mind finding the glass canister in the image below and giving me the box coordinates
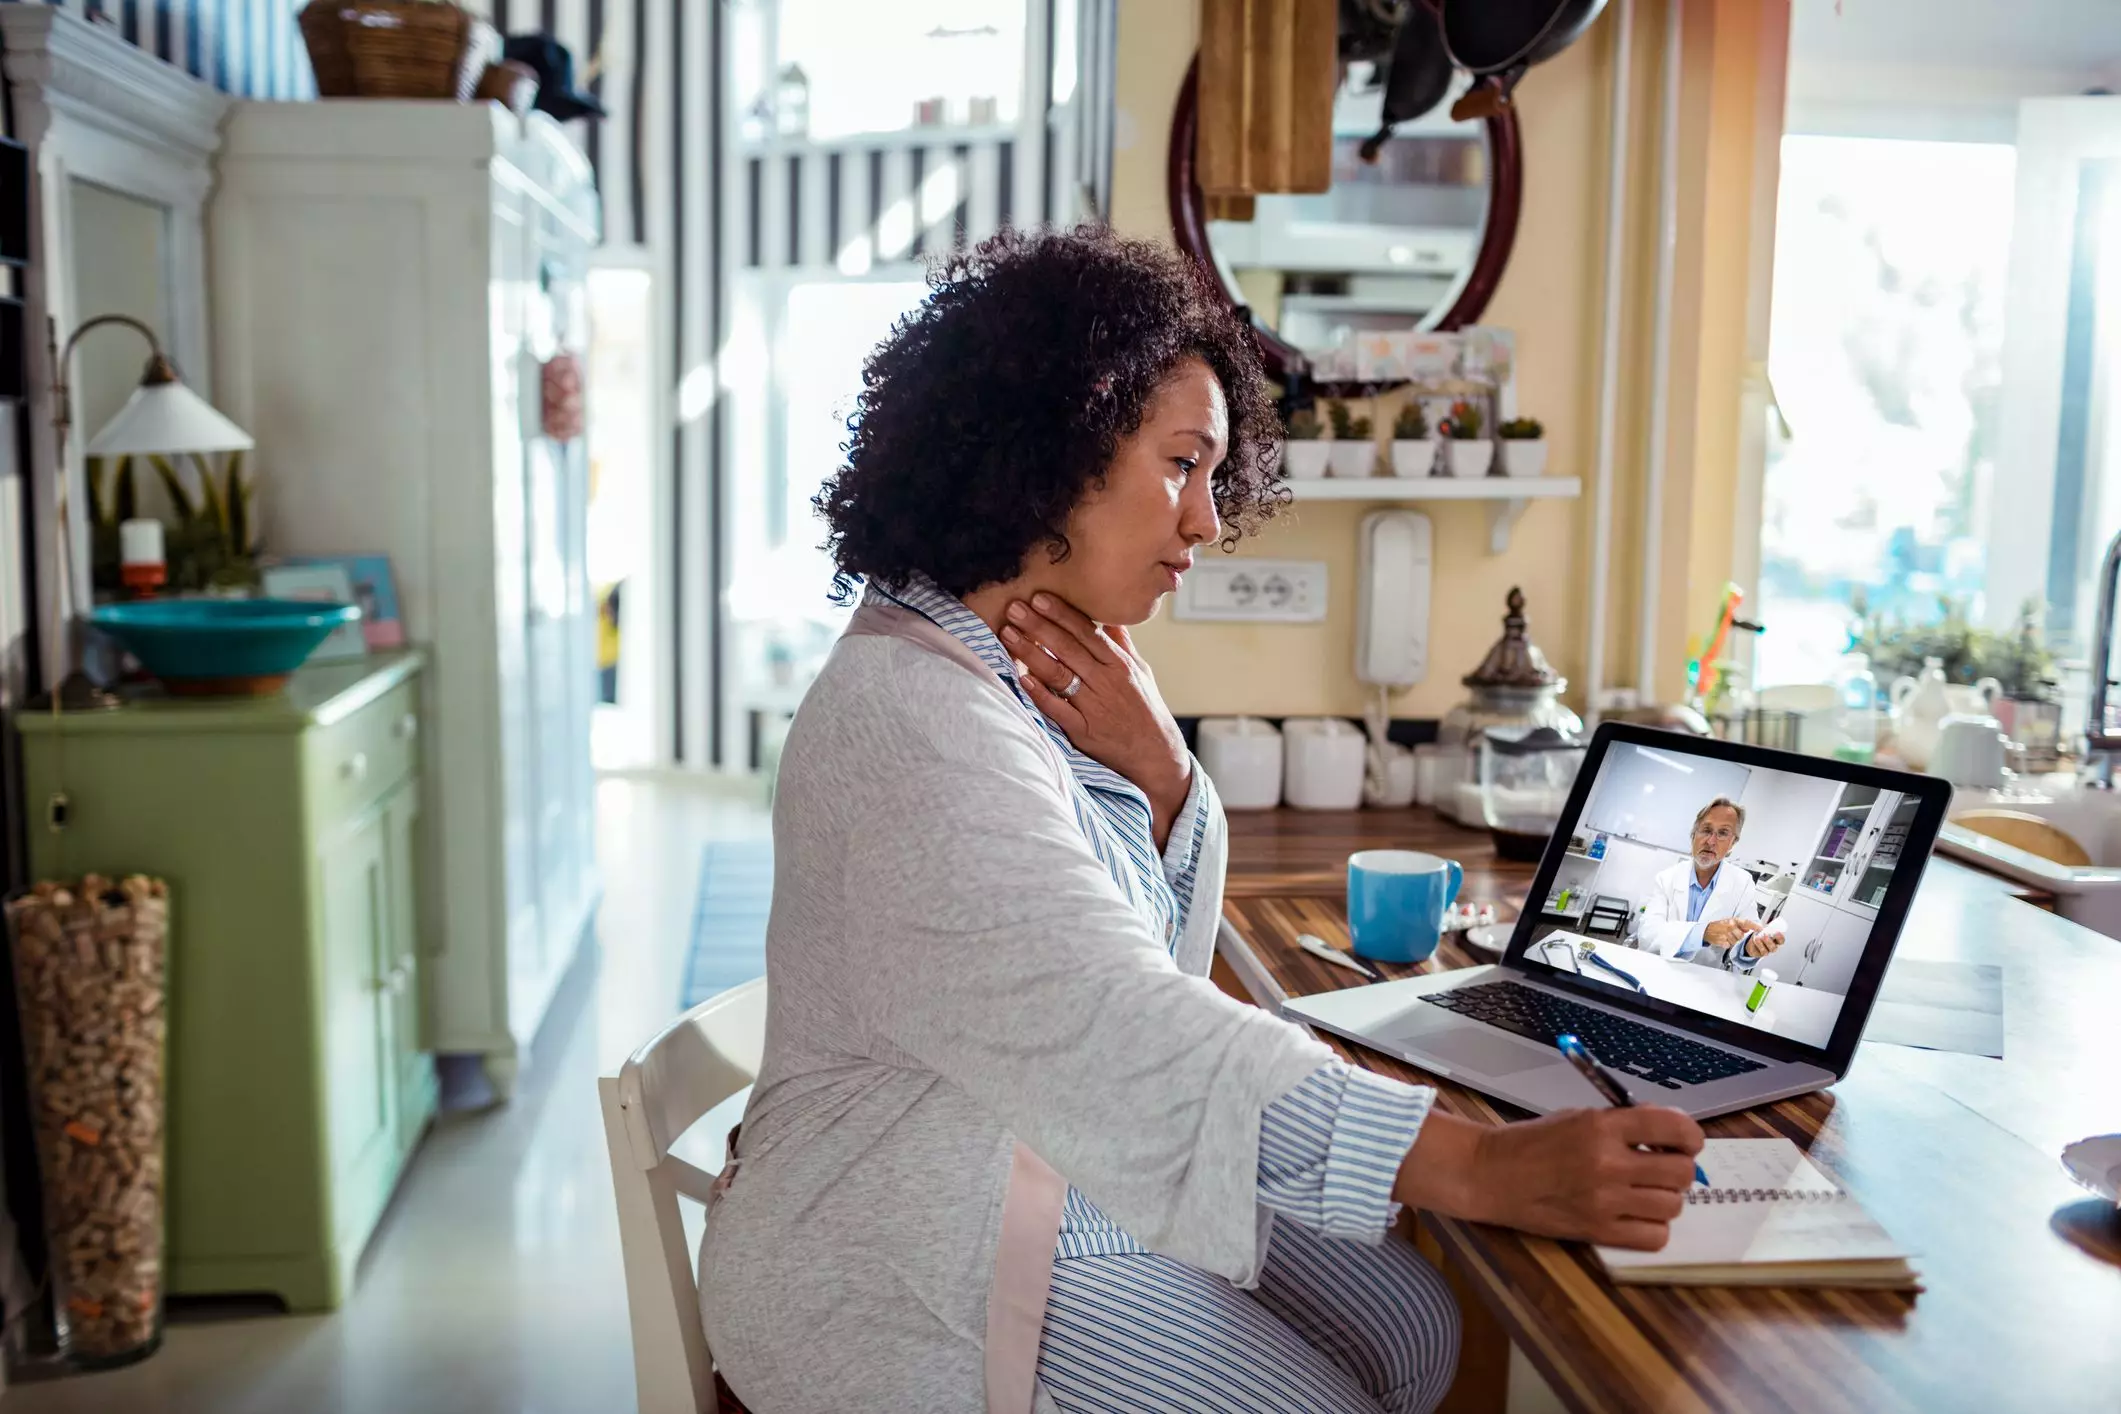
[1439,587,1584,746]
[7,876,169,1368]
[1478,725,1587,861]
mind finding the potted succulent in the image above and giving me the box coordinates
[89,452,262,596]
[1326,401,1375,478]
[1282,406,1330,479]
[1499,416,1547,478]
[1390,401,1437,478]
[1442,400,1492,478]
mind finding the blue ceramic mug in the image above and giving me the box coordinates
[1347,850,1464,964]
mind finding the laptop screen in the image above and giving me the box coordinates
[1512,735,1933,1055]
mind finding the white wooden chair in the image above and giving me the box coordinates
[599,977,768,1414]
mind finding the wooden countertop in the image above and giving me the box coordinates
[1226,803,1533,902]
[1218,806,2121,1414]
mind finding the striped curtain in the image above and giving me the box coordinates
[737,131,1023,275]
[0,0,654,249]
[15,0,315,100]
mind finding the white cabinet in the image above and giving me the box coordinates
[1839,793,1919,921]
[1773,890,1875,997]
[1798,788,1914,923]
[210,102,602,1095]
[1802,906,1875,1000]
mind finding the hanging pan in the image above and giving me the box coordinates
[1358,1,1455,161]
[1441,0,1610,121]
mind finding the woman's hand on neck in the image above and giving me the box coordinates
[962,574,1054,641]
[966,579,1195,849]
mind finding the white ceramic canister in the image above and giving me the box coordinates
[1197,716,1284,810]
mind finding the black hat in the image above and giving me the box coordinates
[502,35,605,122]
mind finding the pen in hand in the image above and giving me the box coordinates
[1555,1033,1710,1187]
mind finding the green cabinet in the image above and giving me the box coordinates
[16,652,435,1311]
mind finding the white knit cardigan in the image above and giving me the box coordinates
[697,596,1336,1413]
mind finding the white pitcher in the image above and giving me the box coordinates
[1944,676,2005,717]
[1889,657,1953,771]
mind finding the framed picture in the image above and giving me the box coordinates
[286,554,404,650]
[261,562,367,661]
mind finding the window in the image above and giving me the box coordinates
[1756,136,2014,689]
[719,2,1053,766]
[732,0,1027,144]
[724,276,928,725]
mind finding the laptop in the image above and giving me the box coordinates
[1282,724,1952,1120]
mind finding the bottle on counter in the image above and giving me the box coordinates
[1832,652,1878,764]
[1747,966,1780,1016]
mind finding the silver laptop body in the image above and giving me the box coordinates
[1283,963,1835,1120]
[1281,724,1952,1121]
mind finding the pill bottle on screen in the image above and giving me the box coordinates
[1746,967,1780,1015]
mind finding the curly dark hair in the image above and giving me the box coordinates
[815,225,1285,602]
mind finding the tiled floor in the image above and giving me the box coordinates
[6,774,770,1414]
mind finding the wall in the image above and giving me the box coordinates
[1578,834,1681,926]
[1584,740,1753,852]
[1114,0,1608,717]
[1576,0,1790,709]
[68,181,168,439]
[1659,0,1790,705]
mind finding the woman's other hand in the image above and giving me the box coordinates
[1394,1107,1706,1251]
[1003,591,1192,840]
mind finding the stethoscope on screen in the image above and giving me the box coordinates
[1539,937,1648,993]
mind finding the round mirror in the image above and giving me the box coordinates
[1169,56,1522,388]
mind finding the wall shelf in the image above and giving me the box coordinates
[1283,476,1581,554]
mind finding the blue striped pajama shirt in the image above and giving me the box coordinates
[875,578,1461,1413]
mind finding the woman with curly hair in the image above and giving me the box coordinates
[697,227,1702,1414]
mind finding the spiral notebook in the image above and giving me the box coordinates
[1595,1138,1920,1289]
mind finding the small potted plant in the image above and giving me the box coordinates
[1282,406,1329,479]
[1326,401,1375,478]
[1499,416,1546,478]
[1390,401,1437,478]
[1442,400,1492,478]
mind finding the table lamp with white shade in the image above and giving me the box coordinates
[70,326,254,461]
[39,313,255,711]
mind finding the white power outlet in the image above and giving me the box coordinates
[1173,559,1328,623]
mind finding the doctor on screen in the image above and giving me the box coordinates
[1636,797,1785,971]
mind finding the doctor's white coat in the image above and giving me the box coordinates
[1634,858,1766,971]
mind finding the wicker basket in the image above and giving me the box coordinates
[298,1,496,100]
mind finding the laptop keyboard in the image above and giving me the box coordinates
[1422,980,1767,1089]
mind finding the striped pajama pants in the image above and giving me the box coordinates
[1037,1216,1461,1413]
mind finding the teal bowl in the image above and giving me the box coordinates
[90,599,361,696]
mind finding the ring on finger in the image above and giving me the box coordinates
[1058,673,1083,700]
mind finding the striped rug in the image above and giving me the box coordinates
[680,840,774,1009]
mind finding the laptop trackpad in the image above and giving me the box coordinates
[1414,1028,1559,1078]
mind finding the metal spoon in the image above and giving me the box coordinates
[1297,933,1384,982]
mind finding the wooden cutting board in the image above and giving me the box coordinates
[1197,0,1338,198]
